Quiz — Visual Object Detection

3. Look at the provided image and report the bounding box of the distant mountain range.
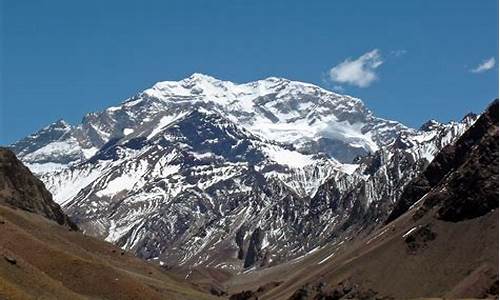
[7,74,486,275]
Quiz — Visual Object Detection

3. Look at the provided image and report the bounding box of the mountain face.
[8,74,476,272]
[233,100,497,300]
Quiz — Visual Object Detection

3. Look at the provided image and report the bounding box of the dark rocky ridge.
[0,147,78,230]
[386,99,499,224]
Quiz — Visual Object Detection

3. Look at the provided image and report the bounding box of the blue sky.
[1,0,498,144]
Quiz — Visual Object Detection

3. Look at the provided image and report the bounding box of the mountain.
[0,147,218,300]
[10,73,410,168]
[224,100,499,299]
[8,74,476,272]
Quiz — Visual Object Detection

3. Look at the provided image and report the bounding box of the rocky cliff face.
[0,147,77,230]
[8,74,476,271]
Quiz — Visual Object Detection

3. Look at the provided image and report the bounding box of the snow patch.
[317,252,336,264]
[123,128,134,135]
[402,226,418,238]
[263,145,314,168]
[25,162,67,174]
[147,113,187,139]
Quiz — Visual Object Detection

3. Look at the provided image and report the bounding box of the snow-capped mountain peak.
[8,74,477,272]
[127,74,407,162]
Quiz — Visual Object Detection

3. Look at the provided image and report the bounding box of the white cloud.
[470,57,496,73]
[329,49,383,88]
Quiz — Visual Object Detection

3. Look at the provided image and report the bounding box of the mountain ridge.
[10,73,411,168]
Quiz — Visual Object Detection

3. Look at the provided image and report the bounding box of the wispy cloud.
[470,57,496,73]
[390,49,407,57]
[329,49,383,88]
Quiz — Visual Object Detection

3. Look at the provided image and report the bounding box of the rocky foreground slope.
[0,148,217,300]
[9,74,476,271]
[0,149,77,230]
